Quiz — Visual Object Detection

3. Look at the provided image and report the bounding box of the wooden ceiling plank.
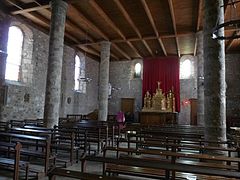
[68,4,128,60]
[113,0,154,56]
[113,0,141,38]
[168,0,180,57]
[194,0,203,56]
[89,0,125,40]
[143,40,153,56]
[68,5,108,40]
[12,5,50,15]
[226,31,240,51]
[77,32,196,46]
[89,0,141,58]
[141,0,167,56]
[112,43,131,60]
[126,41,143,58]
[6,0,24,10]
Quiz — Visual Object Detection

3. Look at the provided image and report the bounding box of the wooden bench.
[48,168,131,180]
[81,151,240,179]
[0,142,29,180]
[102,146,240,179]
[10,126,79,166]
[0,131,53,174]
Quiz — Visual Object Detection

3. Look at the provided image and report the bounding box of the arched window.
[134,63,142,78]
[74,55,81,91]
[180,59,192,79]
[5,26,23,81]
[74,55,86,93]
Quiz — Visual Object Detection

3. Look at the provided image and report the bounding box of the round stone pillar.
[0,17,11,86]
[203,0,226,144]
[44,0,68,128]
[98,41,111,121]
[196,31,204,126]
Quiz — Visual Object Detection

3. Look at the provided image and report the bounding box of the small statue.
[167,89,175,112]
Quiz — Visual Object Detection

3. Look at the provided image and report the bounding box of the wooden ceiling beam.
[27,11,101,61]
[168,0,180,57]
[68,4,130,60]
[11,5,50,15]
[6,0,25,10]
[89,0,141,58]
[226,31,240,51]
[141,0,167,56]
[194,0,203,56]
[89,0,131,60]
[76,32,196,46]
[113,0,153,57]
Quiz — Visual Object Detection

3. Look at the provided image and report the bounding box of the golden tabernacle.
[141,82,177,125]
[142,82,176,112]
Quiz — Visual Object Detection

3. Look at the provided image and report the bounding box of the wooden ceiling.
[1,0,240,61]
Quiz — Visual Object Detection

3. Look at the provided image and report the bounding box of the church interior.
[0,0,240,179]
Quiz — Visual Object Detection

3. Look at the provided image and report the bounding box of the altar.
[139,111,178,125]
[140,81,178,125]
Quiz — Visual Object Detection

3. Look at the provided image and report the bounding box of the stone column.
[196,31,204,126]
[0,16,10,121]
[44,0,68,128]
[98,41,111,121]
[0,17,10,86]
[203,0,226,145]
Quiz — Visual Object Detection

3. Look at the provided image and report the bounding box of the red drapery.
[143,57,180,112]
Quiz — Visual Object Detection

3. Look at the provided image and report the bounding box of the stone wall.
[73,56,99,115]
[108,59,142,122]
[0,15,99,121]
[179,55,198,125]
[226,54,240,119]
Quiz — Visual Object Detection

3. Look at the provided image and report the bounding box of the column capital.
[50,0,68,10]
[100,41,111,47]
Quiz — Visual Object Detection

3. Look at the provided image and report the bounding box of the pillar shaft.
[98,41,111,121]
[203,0,226,143]
[44,0,68,128]
[196,31,204,126]
[0,17,10,86]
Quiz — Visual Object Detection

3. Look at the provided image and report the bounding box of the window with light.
[74,55,86,93]
[5,26,23,81]
[180,59,192,79]
[134,63,142,78]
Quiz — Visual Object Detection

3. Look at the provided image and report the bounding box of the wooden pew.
[101,146,240,179]
[0,131,53,174]
[0,142,29,180]
[11,126,79,166]
[48,168,131,180]
[0,121,9,131]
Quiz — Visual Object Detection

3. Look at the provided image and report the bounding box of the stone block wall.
[179,56,198,125]
[226,54,240,119]
[0,14,99,121]
[73,56,99,115]
[108,59,142,122]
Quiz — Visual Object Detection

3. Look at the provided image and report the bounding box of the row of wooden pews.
[77,124,240,180]
[0,115,123,179]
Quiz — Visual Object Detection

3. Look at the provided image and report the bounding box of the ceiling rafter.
[141,0,167,56]
[114,0,142,57]
[23,11,100,59]
[226,32,240,51]
[194,0,203,56]
[168,0,180,57]
[77,32,196,46]
[113,0,154,57]
[68,4,130,60]
[11,5,50,15]
[89,0,142,58]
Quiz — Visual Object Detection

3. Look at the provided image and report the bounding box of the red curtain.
[143,57,180,112]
